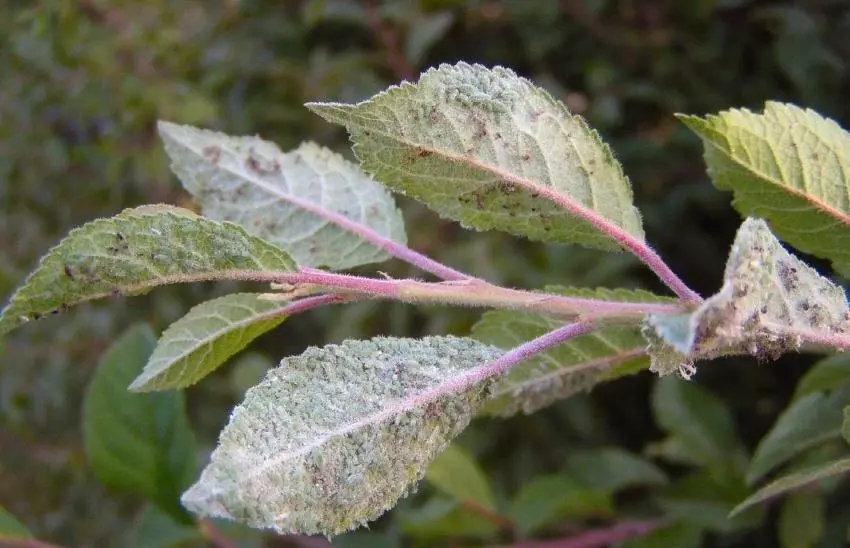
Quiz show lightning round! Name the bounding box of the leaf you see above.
[679,102,850,276]
[565,447,668,493]
[747,385,850,483]
[660,469,760,533]
[129,294,287,391]
[794,354,850,400]
[425,445,495,511]
[508,473,613,536]
[83,324,198,523]
[778,491,825,548]
[621,521,703,548]
[398,497,499,540]
[127,505,202,548]
[158,122,407,270]
[652,375,747,470]
[844,407,850,446]
[307,63,644,251]
[0,506,31,539]
[181,336,502,536]
[731,457,850,516]
[472,287,671,417]
[647,217,850,365]
[0,206,296,336]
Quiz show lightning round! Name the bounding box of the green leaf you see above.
[0,206,295,336]
[565,447,668,493]
[647,218,850,368]
[472,287,671,417]
[679,102,850,276]
[307,63,644,251]
[652,375,747,470]
[0,506,31,539]
[398,497,499,540]
[778,491,825,548]
[181,336,502,536]
[508,473,613,536]
[83,324,198,523]
[747,385,850,484]
[621,521,703,548]
[158,122,407,270]
[844,407,850,446]
[794,354,850,400]
[127,505,202,548]
[660,469,760,533]
[731,457,850,516]
[129,294,287,391]
[426,445,495,511]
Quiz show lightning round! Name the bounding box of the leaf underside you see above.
[679,102,850,277]
[0,205,296,336]
[648,217,850,370]
[307,62,644,251]
[158,121,407,270]
[182,336,502,536]
[129,293,288,392]
[472,287,671,417]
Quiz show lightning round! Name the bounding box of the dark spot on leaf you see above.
[202,146,221,164]
[522,153,530,161]
[417,148,433,158]
[63,265,74,280]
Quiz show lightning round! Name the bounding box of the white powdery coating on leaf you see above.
[181,336,501,536]
[307,62,644,251]
[158,122,407,270]
[648,217,850,365]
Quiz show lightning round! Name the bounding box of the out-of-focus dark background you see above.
[1,1,848,546]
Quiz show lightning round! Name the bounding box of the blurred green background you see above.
[1,0,848,546]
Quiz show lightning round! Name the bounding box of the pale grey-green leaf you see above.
[181,336,502,536]
[472,287,671,417]
[306,62,643,251]
[648,217,850,367]
[158,121,407,270]
[129,294,288,392]
[0,207,295,336]
[679,102,850,277]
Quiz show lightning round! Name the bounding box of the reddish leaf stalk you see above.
[513,518,668,548]
[278,268,684,319]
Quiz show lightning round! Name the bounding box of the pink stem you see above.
[513,519,668,548]
[280,268,685,319]
[276,293,349,315]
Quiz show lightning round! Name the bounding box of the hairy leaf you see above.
[472,287,671,417]
[307,63,644,251]
[679,102,850,276]
[158,122,407,270]
[731,457,850,516]
[652,376,747,470]
[648,217,850,366]
[0,506,31,539]
[129,294,287,392]
[0,206,295,336]
[83,324,197,523]
[182,336,502,536]
[426,445,495,511]
[747,385,850,483]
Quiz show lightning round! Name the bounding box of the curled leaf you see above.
[182,336,502,536]
[647,217,850,366]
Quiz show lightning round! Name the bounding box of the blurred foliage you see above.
[1,0,848,546]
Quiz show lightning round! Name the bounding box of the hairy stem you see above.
[277,268,685,320]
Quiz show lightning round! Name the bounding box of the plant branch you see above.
[364,0,415,80]
[198,518,237,548]
[275,268,685,320]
